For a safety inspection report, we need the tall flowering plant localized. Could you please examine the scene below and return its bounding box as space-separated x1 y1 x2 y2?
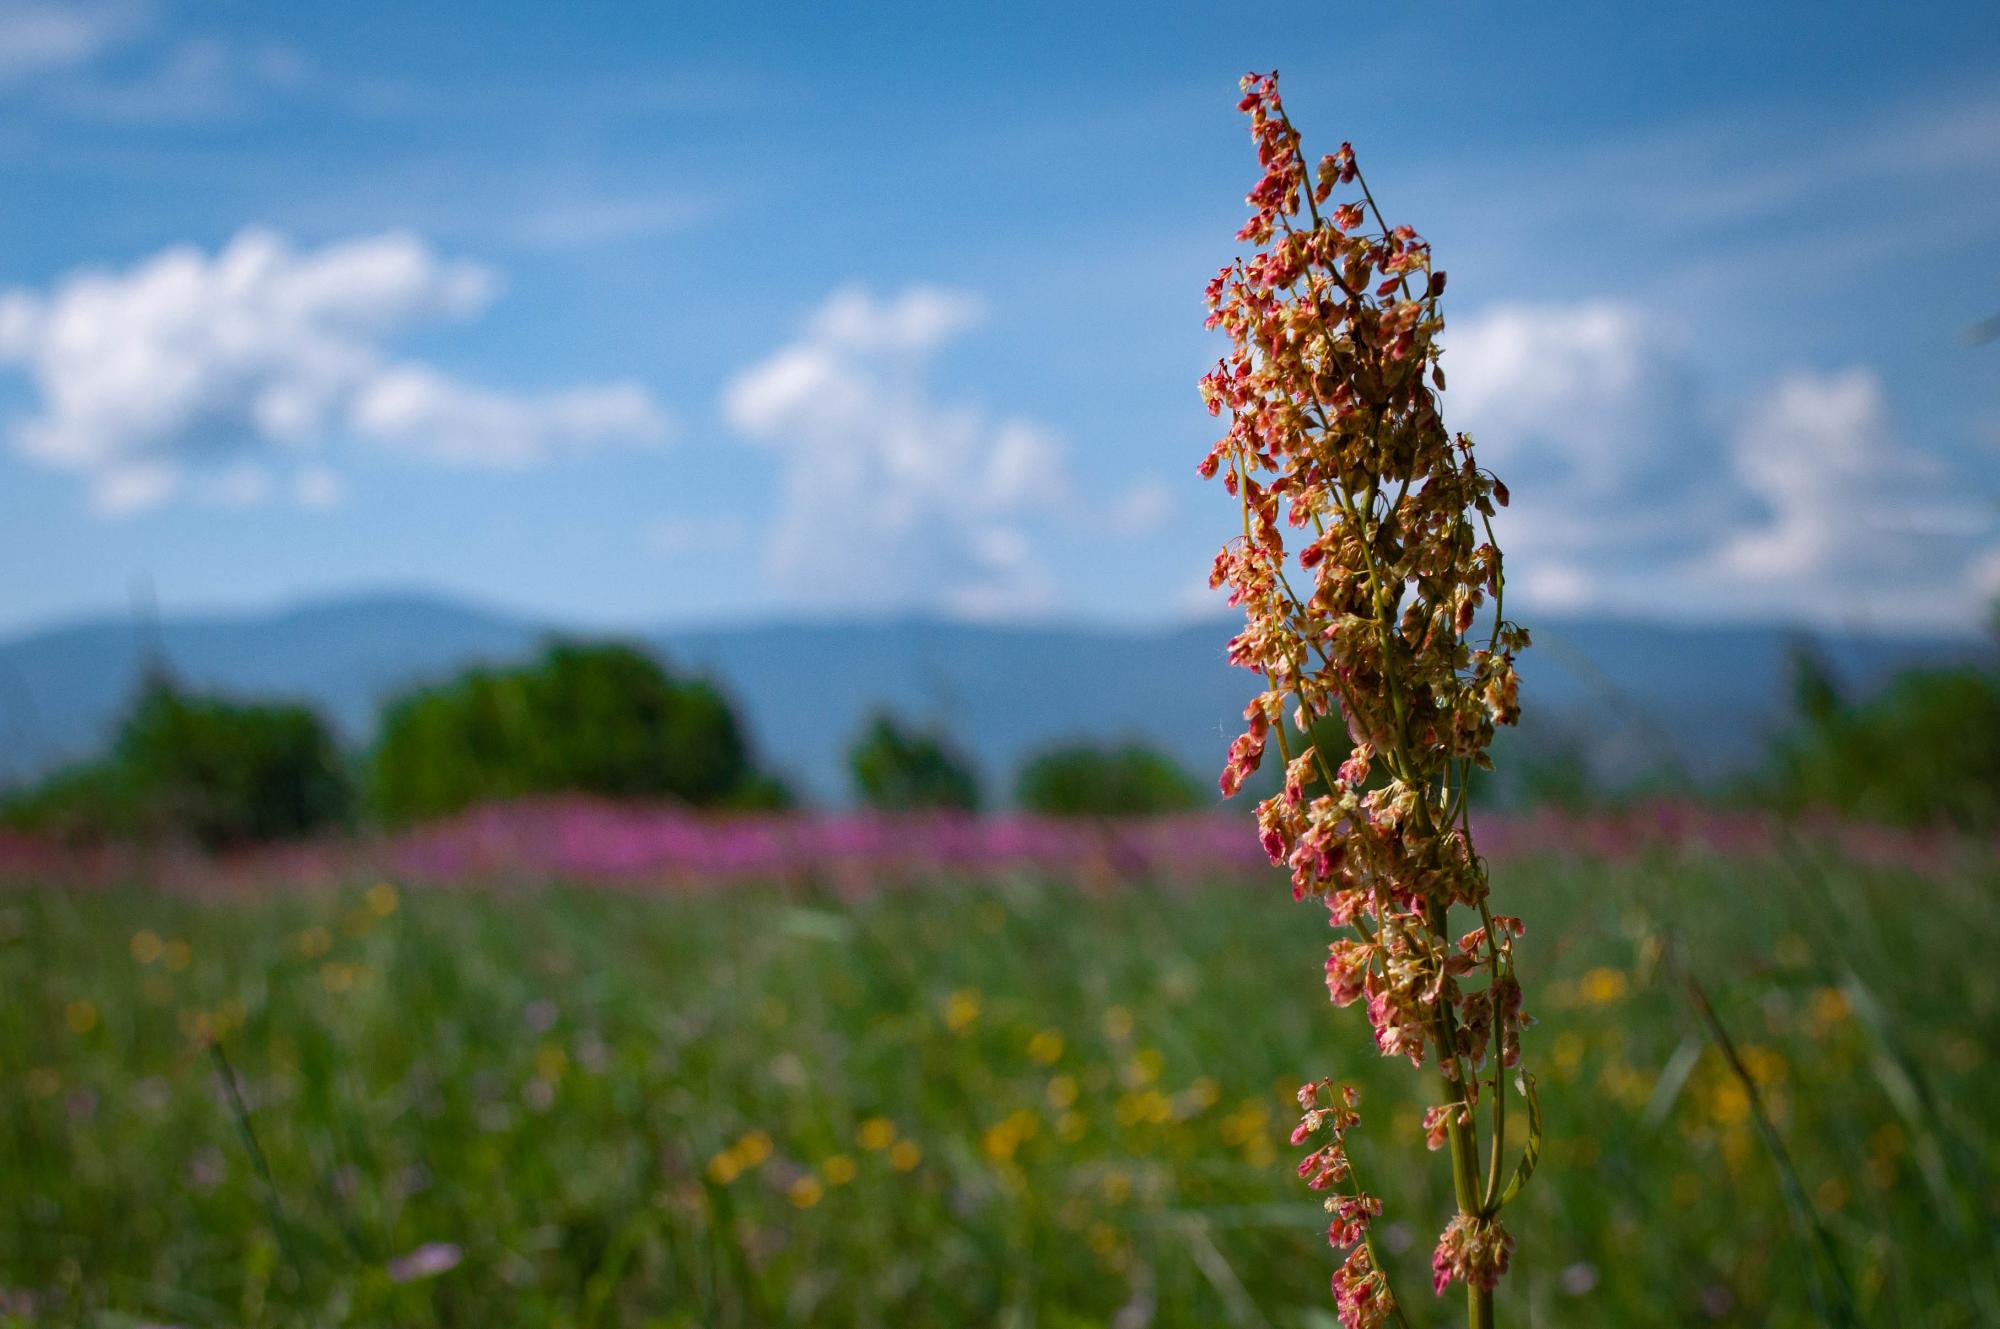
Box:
1200 72 1540 1329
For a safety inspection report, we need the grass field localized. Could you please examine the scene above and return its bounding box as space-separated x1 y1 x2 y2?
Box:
4 841 1997 1327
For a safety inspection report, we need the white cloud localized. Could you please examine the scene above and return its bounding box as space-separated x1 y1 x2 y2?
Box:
1701 368 1995 627
1717 370 1914 581
509 195 704 251
0 227 669 513
294 465 342 509
804 286 983 356
200 460 272 508
1442 302 1999 630
1445 302 1749 585
91 461 176 516
0 0 319 124
1971 546 2000 610
0 1 139 82
721 285 1069 615
349 366 666 467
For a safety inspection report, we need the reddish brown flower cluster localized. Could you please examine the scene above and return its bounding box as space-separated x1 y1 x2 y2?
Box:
1292 1080 1394 1329
1432 1214 1515 1296
1203 71 1541 1324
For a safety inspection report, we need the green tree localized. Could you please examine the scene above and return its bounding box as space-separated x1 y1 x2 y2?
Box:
368 640 775 822
847 711 980 811
1764 656 2000 829
1014 741 1202 817
0 763 135 842
3 680 351 847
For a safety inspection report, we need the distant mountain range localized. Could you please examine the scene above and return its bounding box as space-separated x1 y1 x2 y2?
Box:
0 591 1986 802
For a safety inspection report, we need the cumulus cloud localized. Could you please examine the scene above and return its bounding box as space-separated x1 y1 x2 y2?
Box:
722 285 1069 616
0 228 669 513
1443 302 1997 629
349 366 665 467
1702 368 1994 627
1444 302 1751 607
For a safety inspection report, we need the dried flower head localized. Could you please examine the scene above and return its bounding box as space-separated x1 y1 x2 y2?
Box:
1204 70 1543 1325
1432 1214 1515 1295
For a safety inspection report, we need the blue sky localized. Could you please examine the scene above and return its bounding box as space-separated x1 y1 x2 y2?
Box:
1 1 1996 636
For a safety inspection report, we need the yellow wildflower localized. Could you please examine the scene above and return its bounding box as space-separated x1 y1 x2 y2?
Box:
1579 967 1627 1005
944 989 981 1033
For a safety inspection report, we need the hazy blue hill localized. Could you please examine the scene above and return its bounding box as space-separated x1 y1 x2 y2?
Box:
656 618 1252 800
0 593 547 780
0 591 1985 801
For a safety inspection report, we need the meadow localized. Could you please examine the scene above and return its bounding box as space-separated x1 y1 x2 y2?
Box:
4 827 1997 1327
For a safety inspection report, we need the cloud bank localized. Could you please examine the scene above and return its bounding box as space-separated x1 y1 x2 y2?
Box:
722 286 1070 618
0 228 668 513
1445 302 1996 630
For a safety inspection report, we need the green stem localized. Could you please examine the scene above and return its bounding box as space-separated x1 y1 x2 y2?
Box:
1440 1076 1481 1212
1477 900 1508 1215
1438 1076 1493 1329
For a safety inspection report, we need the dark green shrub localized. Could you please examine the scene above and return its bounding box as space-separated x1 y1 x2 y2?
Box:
369 640 770 822
1764 652 2000 828
3 681 351 847
0 763 137 842
725 771 799 812
847 711 981 812
1014 741 1201 817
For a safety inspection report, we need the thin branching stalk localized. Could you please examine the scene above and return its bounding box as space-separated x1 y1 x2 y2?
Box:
1673 948 1859 1327
209 1038 307 1301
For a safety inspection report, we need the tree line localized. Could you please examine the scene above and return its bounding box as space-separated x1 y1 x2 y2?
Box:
0 641 1204 847
10 635 1993 849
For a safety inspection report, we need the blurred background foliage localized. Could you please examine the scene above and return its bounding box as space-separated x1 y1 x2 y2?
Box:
367 641 791 825
4 627 1999 843
847 710 982 812
1015 742 1203 818
1754 643 2000 828
1 678 350 849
